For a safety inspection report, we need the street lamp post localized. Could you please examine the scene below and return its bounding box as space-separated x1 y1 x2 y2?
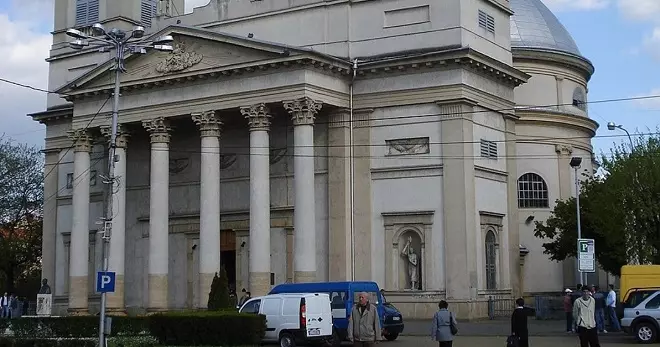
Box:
570 156 585 286
66 24 174 347
607 122 634 150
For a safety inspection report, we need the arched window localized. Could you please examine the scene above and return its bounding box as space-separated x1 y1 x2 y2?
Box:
572 88 586 111
485 230 497 290
517 173 549 208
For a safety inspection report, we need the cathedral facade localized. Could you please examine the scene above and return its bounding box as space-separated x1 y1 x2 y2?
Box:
33 0 605 319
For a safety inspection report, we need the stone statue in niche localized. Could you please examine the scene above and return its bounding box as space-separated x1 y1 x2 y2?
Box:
401 236 419 290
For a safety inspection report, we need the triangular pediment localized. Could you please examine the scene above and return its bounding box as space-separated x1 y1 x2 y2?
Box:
60 26 312 94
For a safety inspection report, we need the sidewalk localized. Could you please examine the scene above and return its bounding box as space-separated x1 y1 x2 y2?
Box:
401 318 575 336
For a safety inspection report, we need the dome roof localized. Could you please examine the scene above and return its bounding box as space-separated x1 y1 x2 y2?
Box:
510 0 582 57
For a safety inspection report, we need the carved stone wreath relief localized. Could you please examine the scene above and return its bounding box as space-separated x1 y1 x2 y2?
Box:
155 40 203 74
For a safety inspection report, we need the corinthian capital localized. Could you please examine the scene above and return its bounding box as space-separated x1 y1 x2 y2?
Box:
142 117 172 144
192 110 222 137
100 124 130 148
240 103 272 131
283 97 323 126
67 129 93 152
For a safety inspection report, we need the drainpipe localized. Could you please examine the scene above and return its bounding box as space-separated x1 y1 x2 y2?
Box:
349 58 358 281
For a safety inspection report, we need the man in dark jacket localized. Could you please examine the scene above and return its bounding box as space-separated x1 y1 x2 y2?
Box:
511 298 534 347
592 286 607 333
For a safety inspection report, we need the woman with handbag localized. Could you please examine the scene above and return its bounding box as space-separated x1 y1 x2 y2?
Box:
431 300 458 347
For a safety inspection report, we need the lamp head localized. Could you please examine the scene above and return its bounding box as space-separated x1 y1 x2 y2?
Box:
607 122 617 131
69 39 88 50
153 35 174 44
66 28 87 40
569 157 583 168
153 44 174 52
91 23 106 36
132 26 145 38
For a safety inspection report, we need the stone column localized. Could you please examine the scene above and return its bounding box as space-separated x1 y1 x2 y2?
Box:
67 129 93 315
42 149 60 292
192 110 222 308
439 100 478 301
327 109 352 281
283 97 322 283
142 117 172 312
100 125 130 314
240 103 272 296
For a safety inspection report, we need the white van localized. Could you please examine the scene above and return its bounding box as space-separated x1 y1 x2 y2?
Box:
239 292 333 347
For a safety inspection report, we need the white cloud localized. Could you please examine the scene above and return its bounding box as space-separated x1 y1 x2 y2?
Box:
185 0 211 14
0 3 52 147
617 0 660 21
541 0 609 12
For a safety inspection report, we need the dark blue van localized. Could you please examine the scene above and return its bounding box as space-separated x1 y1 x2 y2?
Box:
269 281 404 344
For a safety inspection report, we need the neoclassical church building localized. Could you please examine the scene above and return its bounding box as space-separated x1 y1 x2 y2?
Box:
32 0 604 318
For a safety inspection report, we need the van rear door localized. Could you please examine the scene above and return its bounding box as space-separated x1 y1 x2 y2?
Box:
303 293 333 338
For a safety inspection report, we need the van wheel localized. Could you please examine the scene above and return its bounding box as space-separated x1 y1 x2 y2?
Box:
635 322 657 344
384 332 399 341
330 330 341 347
279 332 296 347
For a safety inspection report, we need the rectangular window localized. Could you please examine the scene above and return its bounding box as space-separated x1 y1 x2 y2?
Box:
66 173 74 189
480 139 497 159
478 10 495 34
141 0 158 27
75 0 99 27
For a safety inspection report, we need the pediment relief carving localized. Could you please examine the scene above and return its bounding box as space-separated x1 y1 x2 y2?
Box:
83 35 287 89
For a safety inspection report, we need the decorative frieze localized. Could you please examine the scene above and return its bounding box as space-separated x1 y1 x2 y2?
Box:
142 117 172 144
220 154 237 169
100 124 130 148
554 144 573 156
386 137 430 156
283 97 323 126
240 103 272 131
67 129 93 152
270 148 287 165
328 108 350 129
191 110 222 137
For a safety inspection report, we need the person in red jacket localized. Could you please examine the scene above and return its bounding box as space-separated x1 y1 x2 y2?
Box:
564 289 574 333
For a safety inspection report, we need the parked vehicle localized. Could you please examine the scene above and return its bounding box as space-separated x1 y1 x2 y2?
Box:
238 292 333 347
269 281 404 344
620 265 660 303
619 288 660 343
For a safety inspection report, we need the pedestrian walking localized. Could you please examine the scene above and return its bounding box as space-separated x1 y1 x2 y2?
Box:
573 287 601 347
564 289 574 333
348 292 381 347
605 284 621 332
511 298 531 347
430 300 458 347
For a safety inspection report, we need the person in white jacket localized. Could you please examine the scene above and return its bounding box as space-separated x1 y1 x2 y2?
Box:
573 288 601 347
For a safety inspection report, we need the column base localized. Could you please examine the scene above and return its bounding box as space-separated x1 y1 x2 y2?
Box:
199 272 215 309
148 274 168 311
294 271 317 283
249 272 271 297
68 275 88 314
67 308 90 316
106 275 125 313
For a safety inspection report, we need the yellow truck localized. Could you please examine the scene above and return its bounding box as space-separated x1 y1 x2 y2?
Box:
620 265 660 303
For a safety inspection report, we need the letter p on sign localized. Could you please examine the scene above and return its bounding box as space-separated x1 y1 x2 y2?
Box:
96 271 116 293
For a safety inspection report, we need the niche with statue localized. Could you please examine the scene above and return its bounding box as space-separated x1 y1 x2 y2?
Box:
398 230 423 290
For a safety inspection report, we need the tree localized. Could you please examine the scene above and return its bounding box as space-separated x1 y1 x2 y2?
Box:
207 266 231 310
534 131 660 276
0 136 44 293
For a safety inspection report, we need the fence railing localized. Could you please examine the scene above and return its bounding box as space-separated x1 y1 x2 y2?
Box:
533 295 565 320
487 295 516 319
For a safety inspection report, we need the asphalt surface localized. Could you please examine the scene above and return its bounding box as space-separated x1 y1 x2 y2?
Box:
380 335 640 346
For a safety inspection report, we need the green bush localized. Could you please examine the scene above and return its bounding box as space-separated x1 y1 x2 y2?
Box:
0 338 96 347
208 267 231 310
148 310 266 346
107 335 158 347
6 316 147 338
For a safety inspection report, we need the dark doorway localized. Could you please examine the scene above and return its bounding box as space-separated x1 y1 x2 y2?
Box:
221 250 236 289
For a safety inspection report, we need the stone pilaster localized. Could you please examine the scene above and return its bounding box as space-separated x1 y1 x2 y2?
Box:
283 97 322 283
353 109 373 281
327 109 352 281
438 100 478 300
142 117 172 312
504 116 519 296
240 103 272 296
42 149 60 294
67 128 93 315
99 124 130 314
192 110 223 308
555 144 578 287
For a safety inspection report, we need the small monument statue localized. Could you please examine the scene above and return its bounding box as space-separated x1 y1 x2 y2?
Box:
36 279 52 316
401 236 419 290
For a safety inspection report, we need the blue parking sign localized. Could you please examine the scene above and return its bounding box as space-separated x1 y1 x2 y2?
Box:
96 272 116 293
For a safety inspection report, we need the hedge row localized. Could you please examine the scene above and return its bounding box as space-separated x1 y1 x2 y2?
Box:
0 311 265 346
0 336 159 347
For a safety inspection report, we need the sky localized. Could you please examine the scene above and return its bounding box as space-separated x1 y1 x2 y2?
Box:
0 0 658 158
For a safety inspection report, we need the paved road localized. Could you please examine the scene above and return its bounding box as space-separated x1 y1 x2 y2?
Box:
401 318 611 336
381 335 639 346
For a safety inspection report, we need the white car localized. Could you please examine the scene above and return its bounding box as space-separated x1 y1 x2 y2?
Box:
239 292 333 347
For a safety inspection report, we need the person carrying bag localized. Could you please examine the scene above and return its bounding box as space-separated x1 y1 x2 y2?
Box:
430 300 458 347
